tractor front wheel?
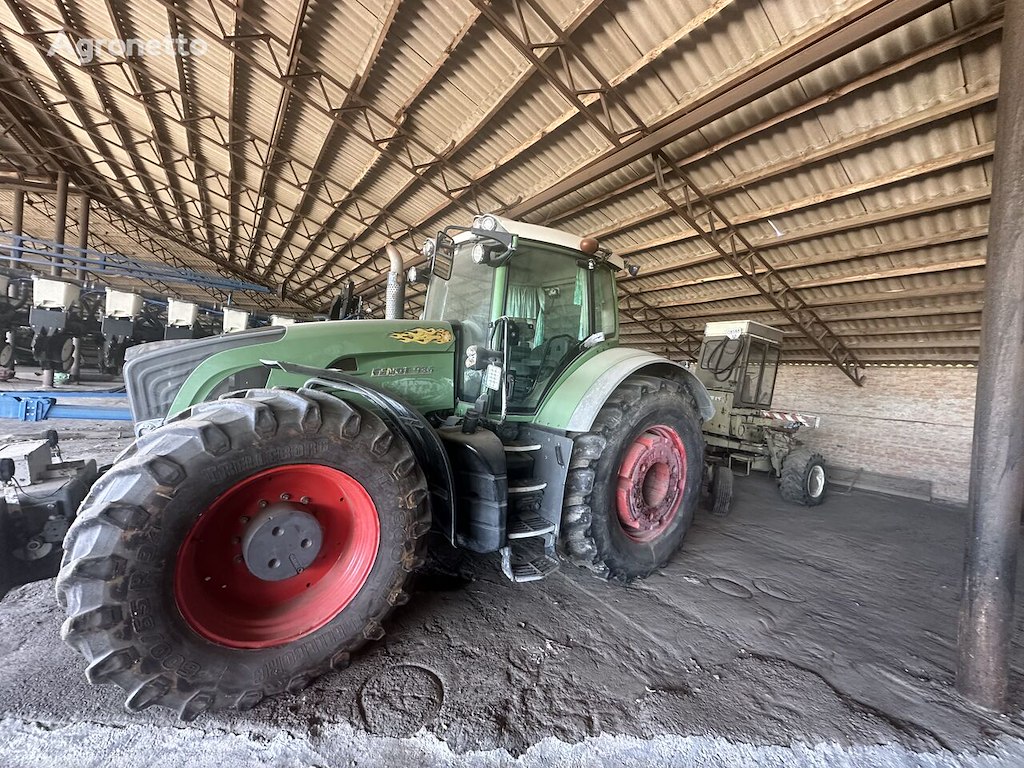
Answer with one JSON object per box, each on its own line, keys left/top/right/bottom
{"left": 56, "top": 388, "right": 428, "bottom": 719}
{"left": 709, "top": 465, "right": 734, "bottom": 517}
{"left": 779, "top": 448, "right": 827, "bottom": 506}
{"left": 561, "top": 376, "right": 704, "bottom": 580}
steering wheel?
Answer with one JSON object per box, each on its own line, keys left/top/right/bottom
{"left": 536, "top": 334, "right": 577, "bottom": 372}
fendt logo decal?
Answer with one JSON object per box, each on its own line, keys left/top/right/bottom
{"left": 370, "top": 366, "right": 434, "bottom": 377}
{"left": 389, "top": 327, "right": 454, "bottom": 345}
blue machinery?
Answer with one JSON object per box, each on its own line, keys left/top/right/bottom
{"left": 0, "top": 230, "right": 282, "bottom": 422}
{"left": 0, "top": 391, "right": 131, "bottom": 422}
{"left": 0, "top": 230, "right": 271, "bottom": 295}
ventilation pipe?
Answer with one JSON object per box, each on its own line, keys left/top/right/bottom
{"left": 385, "top": 244, "right": 405, "bottom": 320}
{"left": 51, "top": 171, "right": 68, "bottom": 277}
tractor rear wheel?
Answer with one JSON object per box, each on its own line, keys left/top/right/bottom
{"left": 779, "top": 448, "right": 827, "bottom": 506}
{"left": 561, "top": 376, "right": 704, "bottom": 581}
{"left": 56, "top": 388, "right": 429, "bottom": 719}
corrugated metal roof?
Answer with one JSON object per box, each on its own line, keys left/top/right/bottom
{"left": 0, "top": 0, "right": 1006, "bottom": 367}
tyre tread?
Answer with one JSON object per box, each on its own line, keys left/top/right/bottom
{"left": 560, "top": 376, "right": 703, "bottom": 580}
{"left": 710, "top": 466, "right": 734, "bottom": 517}
{"left": 779, "top": 448, "right": 827, "bottom": 506}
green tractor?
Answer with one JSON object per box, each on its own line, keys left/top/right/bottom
{"left": 56, "top": 214, "right": 714, "bottom": 719}
{"left": 694, "top": 320, "right": 828, "bottom": 515}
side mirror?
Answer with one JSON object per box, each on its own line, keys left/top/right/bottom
{"left": 423, "top": 232, "right": 455, "bottom": 280}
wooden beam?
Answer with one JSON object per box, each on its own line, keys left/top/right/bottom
{"left": 292, "top": 0, "right": 614, "bottom": 293}
{"left": 262, "top": 0, "right": 406, "bottom": 281}
{"left": 616, "top": 143, "right": 993, "bottom": 258}
{"left": 243, "top": 0, "right": 311, "bottom": 271}
{"left": 545, "top": 8, "right": 1003, "bottom": 227}
{"left": 655, "top": 254, "right": 986, "bottom": 307}
{"left": 632, "top": 226, "right": 988, "bottom": 291}
{"left": 511, "top": 0, "right": 951, "bottom": 217}
{"left": 583, "top": 88, "right": 997, "bottom": 242}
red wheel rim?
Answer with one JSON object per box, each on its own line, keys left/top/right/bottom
{"left": 174, "top": 464, "right": 380, "bottom": 649}
{"left": 615, "top": 425, "right": 687, "bottom": 542}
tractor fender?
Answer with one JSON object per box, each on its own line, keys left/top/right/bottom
{"left": 535, "top": 347, "right": 715, "bottom": 433}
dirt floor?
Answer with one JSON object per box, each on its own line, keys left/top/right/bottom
{"left": 2, "top": 377, "right": 1024, "bottom": 766}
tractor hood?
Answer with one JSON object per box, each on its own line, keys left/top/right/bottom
{"left": 124, "top": 319, "right": 457, "bottom": 429}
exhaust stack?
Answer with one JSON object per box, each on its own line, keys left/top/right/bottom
{"left": 385, "top": 244, "right": 405, "bottom": 320}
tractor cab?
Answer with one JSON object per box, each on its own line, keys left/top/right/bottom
{"left": 695, "top": 320, "right": 782, "bottom": 416}
{"left": 696, "top": 319, "right": 789, "bottom": 466}
{"left": 418, "top": 214, "right": 620, "bottom": 420}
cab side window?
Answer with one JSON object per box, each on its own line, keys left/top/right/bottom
{"left": 593, "top": 267, "right": 618, "bottom": 338}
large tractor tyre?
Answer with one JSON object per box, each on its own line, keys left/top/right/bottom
{"left": 561, "top": 376, "right": 704, "bottom": 581}
{"left": 709, "top": 465, "right": 734, "bottom": 518}
{"left": 56, "top": 388, "right": 429, "bottom": 720}
{"left": 779, "top": 448, "right": 828, "bottom": 506}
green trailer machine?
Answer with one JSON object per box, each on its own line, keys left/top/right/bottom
{"left": 54, "top": 214, "right": 716, "bottom": 719}
{"left": 694, "top": 319, "right": 829, "bottom": 515}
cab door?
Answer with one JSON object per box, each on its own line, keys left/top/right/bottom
{"left": 501, "top": 247, "right": 619, "bottom": 415}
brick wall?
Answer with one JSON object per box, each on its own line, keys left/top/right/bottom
{"left": 770, "top": 365, "right": 977, "bottom": 504}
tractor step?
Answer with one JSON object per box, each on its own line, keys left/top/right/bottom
{"left": 508, "top": 478, "right": 547, "bottom": 494}
{"left": 502, "top": 442, "right": 542, "bottom": 453}
{"left": 500, "top": 546, "right": 559, "bottom": 583}
{"left": 508, "top": 513, "right": 555, "bottom": 539}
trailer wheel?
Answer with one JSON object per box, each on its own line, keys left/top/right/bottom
{"left": 54, "top": 334, "right": 75, "bottom": 372}
{"left": 100, "top": 339, "right": 128, "bottom": 375}
{"left": 779, "top": 448, "right": 827, "bottom": 506}
{"left": 56, "top": 388, "right": 428, "bottom": 719}
{"left": 709, "top": 465, "right": 734, "bottom": 517}
{"left": 0, "top": 341, "right": 13, "bottom": 369}
{"left": 561, "top": 376, "right": 704, "bottom": 581}
{"left": 31, "top": 332, "right": 73, "bottom": 370}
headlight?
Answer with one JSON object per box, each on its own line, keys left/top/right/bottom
{"left": 475, "top": 214, "right": 498, "bottom": 232}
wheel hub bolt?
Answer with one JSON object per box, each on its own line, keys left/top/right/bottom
{"left": 300, "top": 496, "right": 310, "bottom": 505}
{"left": 280, "top": 493, "right": 291, "bottom": 501}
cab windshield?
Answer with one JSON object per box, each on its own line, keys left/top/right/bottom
{"left": 422, "top": 240, "right": 495, "bottom": 352}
